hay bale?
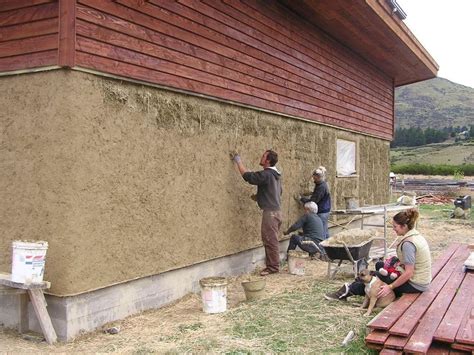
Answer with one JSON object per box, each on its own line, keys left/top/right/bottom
{"left": 324, "top": 229, "right": 377, "bottom": 246}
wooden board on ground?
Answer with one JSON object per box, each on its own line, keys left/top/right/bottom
{"left": 455, "top": 299, "right": 474, "bottom": 346}
{"left": 365, "top": 329, "right": 390, "bottom": 344}
{"left": 403, "top": 250, "right": 468, "bottom": 353}
{"left": 389, "top": 245, "right": 468, "bottom": 337}
{"left": 428, "top": 341, "right": 466, "bottom": 354}
{"left": 365, "top": 244, "right": 474, "bottom": 353}
{"left": 433, "top": 272, "right": 474, "bottom": 343}
{"left": 379, "top": 348, "right": 402, "bottom": 355}
{"left": 367, "top": 243, "right": 460, "bottom": 331}
{"left": 384, "top": 335, "right": 408, "bottom": 350}
{"left": 451, "top": 341, "right": 474, "bottom": 352}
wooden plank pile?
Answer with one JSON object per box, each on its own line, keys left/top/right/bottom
{"left": 416, "top": 194, "right": 454, "bottom": 205}
{"left": 365, "top": 243, "right": 474, "bottom": 354}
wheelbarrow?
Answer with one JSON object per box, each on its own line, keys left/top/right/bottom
{"left": 320, "top": 239, "right": 373, "bottom": 279}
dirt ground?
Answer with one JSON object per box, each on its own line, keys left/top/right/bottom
{"left": 1, "top": 207, "right": 473, "bottom": 353}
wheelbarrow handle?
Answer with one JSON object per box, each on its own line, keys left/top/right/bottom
{"left": 340, "top": 242, "right": 356, "bottom": 263}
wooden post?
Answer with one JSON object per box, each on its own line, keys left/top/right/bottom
{"left": 58, "top": 0, "right": 76, "bottom": 68}
{"left": 27, "top": 289, "right": 58, "bottom": 345}
{"left": 19, "top": 292, "right": 29, "bottom": 333}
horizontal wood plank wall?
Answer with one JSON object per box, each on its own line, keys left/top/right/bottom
{"left": 0, "top": 0, "right": 58, "bottom": 72}
{"left": 75, "top": 0, "right": 393, "bottom": 139}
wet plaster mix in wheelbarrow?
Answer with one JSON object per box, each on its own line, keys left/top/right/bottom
{"left": 321, "top": 229, "right": 377, "bottom": 260}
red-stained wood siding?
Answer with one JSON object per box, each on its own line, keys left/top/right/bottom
{"left": 74, "top": 0, "right": 394, "bottom": 139}
{"left": 1, "top": 0, "right": 395, "bottom": 139}
{"left": 0, "top": 0, "right": 58, "bottom": 71}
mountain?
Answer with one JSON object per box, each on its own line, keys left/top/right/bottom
{"left": 395, "top": 77, "right": 474, "bottom": 129}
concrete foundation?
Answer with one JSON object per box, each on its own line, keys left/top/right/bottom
{"left": 0, "top": 214, "right": 389, "bottom": 342}
{"left": 1, "top": 240, "right": 287, "bottom": 341}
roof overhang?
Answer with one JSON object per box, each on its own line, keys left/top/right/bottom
{"left": 280, "top": 0, "right": 439, "bottom": 87}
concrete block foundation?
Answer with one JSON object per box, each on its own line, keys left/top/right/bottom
{"left": 1, "top": 241, "right": 285, "bottom": 341}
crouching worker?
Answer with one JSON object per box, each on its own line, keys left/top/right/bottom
{"left": 284, "top": 201, "right": 326, "bottom": 258}
{"left": 325, "top": 208, "right": 431, "bottom": 301}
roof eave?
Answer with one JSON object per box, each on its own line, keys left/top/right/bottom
{"left": 280, "top": 0, "right": 439, "bottom": 86}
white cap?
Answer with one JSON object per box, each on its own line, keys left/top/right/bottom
{"left": 389, "top": 172, "right": 396, "bottom": 178}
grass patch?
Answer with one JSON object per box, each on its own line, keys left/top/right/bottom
{"left": 419, "top": 204, "right": 453, "bottom": 221}
{"left": 419, "top": 203, "right": 474, "bottom": 223}
{"left": 224, "top": 281, "right": 376, "bottom": 353}
{"left": 178, "top": 322, "right": 203, "bottom": 333}
{"left": 390, "top": 143, "right": 474, "bottom": 167}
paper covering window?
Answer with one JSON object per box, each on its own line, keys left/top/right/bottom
{"left": 337, "top": 139, "right": 356, "bottom": 176}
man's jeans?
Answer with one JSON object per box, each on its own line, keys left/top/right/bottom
{"left": 318, "top": 212, "right": 330, "bottom": 239}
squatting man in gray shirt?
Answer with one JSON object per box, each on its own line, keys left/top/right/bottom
{"left": 284, "top": 201, "right": 326, "bottom": 259}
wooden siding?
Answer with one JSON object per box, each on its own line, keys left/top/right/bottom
{"left": 0, "top": 0, "right": 58, "bottom": 71}
{"left": 75, "top": 0, "right": 394, "bottom": 139}
{"left": 0, "top": 0, "right": 395, "bottom": 139}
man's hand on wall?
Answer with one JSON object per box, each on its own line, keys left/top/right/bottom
{"left": 229, "top": 151, "right": 241, "bottom": 164}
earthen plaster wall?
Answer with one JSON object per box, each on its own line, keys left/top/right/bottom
{"left": 0, "top": 70, "right": 390, "bottom": 295}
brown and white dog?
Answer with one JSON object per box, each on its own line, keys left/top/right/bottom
{"left": 358, "top": 269, "right": 396, "bottom": 316}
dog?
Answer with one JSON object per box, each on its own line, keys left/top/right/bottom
{"left": 358, "top": 269, "right": 396, "bottom": 316}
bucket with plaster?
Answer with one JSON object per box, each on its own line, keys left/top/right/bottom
{"left": 241, "top": 278, "right": 266, "bottom": 301}
{"left": 11, "top": 241, "right": 48, "bottom": 284}
{"left": 288, "top": 250, "right": 309, "bottom": 276}
{"left": 199, "top": 277, "right": 228, "bottom": 314}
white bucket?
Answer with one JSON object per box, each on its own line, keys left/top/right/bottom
{"left": 288, "top": 250, "right": 309, "bottom": 276}
{"left": 11, "top": 241, "right": 48, "bottom": 284}
{"left": 199, "top": 277, "right": 227, "bottom": 314}
{"left": 345, "top": 197, "right": 359, "bottom": 210}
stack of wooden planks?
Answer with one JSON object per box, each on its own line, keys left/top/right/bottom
{"left": 365, "top": 243, "right": 474, "bottom": 354}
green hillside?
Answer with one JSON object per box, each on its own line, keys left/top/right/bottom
{"left": 391, "top": 142, "right": 474, "bottom": 166}
{"left": 395, "top": 77, "right": 474, "bottom": 129}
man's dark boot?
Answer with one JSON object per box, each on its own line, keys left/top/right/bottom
{"left": 324, "top": 283, "right": 352, "bottom": 301}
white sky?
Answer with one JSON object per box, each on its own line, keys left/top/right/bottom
{"left": 397, "top": 0, "right": 474, "bottom": 88}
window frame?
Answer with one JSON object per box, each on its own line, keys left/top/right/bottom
{"left": 336, "top": 138, "right": 358, "bottom": 178}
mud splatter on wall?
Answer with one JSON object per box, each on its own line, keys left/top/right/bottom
{"left": 0, "top": 70, "right": 390, "bottom": 295}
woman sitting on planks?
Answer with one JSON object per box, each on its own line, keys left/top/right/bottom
{"left": 324, "top": 208, "right": 431, "bottom": 301}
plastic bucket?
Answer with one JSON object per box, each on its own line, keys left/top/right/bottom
{"left": 345, "top": 197, "right": 359, "bottom": 210}
{"left": 241, "top": 278, "right": 266, "bottom": 301}
{"left": 288, "top": 250, "right": 309, "bottom": 276}
{"left": 11, "top": 241, "right": 48, "bottom": 284}
{"left": 199, "top": 277, "right": 227, "bottom": 314}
